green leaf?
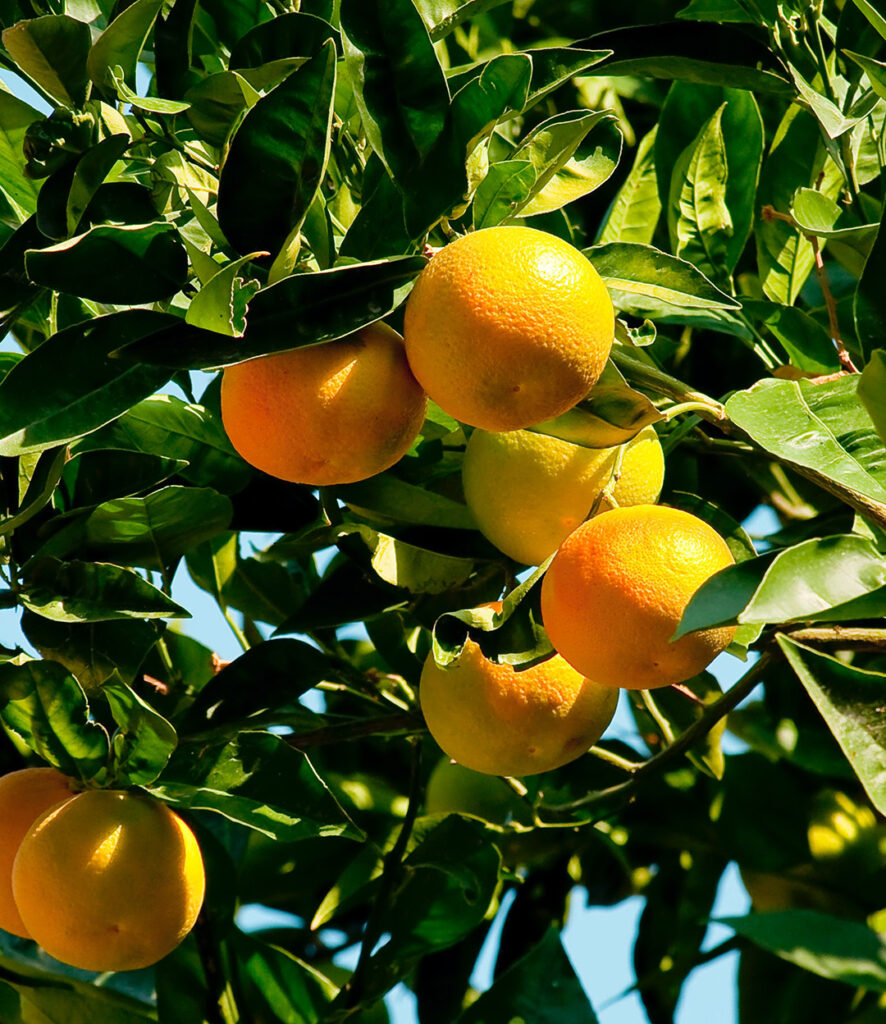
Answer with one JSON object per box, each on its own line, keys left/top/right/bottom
{"left": 598, "top": 125, "right": 661, "bottom": 244}
{"left": 855, "top": 217, "right": 886, "bottom": 363}
{"left": 183, "top": 71, "right": 258, "bottom": 148}
{"left": 859, "top": 349, "right": 886, "bottom": 446}
{"left": 778, "top": 636, "right": 886, "bottom": 816}
{"left": 153, "top": 731, "right": 361, "bottom": 841}
{"left": 455, "top": 929, "right": 597, "bottom": 1023}
{"left": 26, "top": 222, "right": 188, "bottom": 303}
{"left": 86, "top": 0, "right": 163, "bottom": 91}
{"left": 233, "top": 933, "right": 336, "bottom": 1024}
{"left": 2, "top": 16, "right": 92, "bottom": 106}
{"left": 676, "top": 0, "right": 755, "bottom": 21}
{"left": 586, "top": 241, "right": 740, "bottom": 316}
{"left": 110, "top": 65, "right": 191, "bottom": 113}
{"left": 724, "top": 376, "right": 886, "bottom": 507}
{"left": 58, "top": 449, "right": 185, "bottom": 510}
{"left": 0, "top": 92, "right": 43, "bottom": 218}
{"left": 0, "top": 311, "right": 174, "bottom": 457}
{"left": 420, "top": 0, "right": 512, "bottom": 41}
{"left": 337, "top": 523, "right": 477, "bottom": 595}
{"left": 668, "top": 103, "right": 732, "bottom": 280}
{"left": 852, "top": 0, "right": 886, "bottom": 42}
{"left": 104, "top": 678, "right": 177, "bottom": 786}
{"left": 0, "top": 659, "right": 109, "bottom": 780}
{"left": 79, "top": 485, "right": 233, "bottom": 570}
{"left": 340, "top": 0, "right": 449, "bottom": 181}
{"left": 185, "top": 253, "right": 263, "bottom": 337}
{"left": 19, "top": 557, "right": 190, "bottom": 622}
{"left": 844, "top": 49, "right": 886, "bottom": 101}
{"left": 511, "top": 110, "right": 622, "bottom": 218}
{"left": 756, "top": 104, "right": 843, "bottom": 304}
{"left": 584, "top": 22, "right": 791, "bottom": 93}
{"left": 218, "top": 43, "right": 336, "bottom": 261}
{"left": 230, "top": 11, "right": 336, "bottom": 68}
{"left": 0, "top": 445, "right": 65, "bottom": 536}
{"left": 76, "top": 394, "right": 250, "bottom": 493}
{"left": 65, "top": 133, "right": 131, "bottom": 236}
{"left": 338, "top": 472, "right": 476, "bottom": 529}
{"left": 472, "top": 158, "right": 536, "bottom": 229}
{"left": 788, "top": 62, "right": 868, "bottom": 139}
{"left": 182, "top": 638, "right": 332, "bottom": 734}
{"left": 678, "top": 534, "right": 886, "bottom": 637}
{"left": 724, "top": 909, "right": 886, "bottom": 989}
{"left": 117, "top": 256, "right": 425, "bottom": 368}
{"left": 742, "top": 299, "right": 841, "bottom": 375}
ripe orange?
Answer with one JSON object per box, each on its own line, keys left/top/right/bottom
{"left": 13, "top": 789, "right": 205, "bottom": 971}
{"left": 403, "top": 226, "right": 614, "bottom": 431}
{"left": 462, "top": 424, "right": 664, "bottom": 565}
{"left": 0, "top": 767, "right": 77, "bottom": 938}
{"left": 419, "top": 607, "right": 618, "bottom": 776}
{"left": 220, "top": 322, "right": 427, "bottom": 485}
{"left": 541, "top": 505, "right": 735, "bottom": 689}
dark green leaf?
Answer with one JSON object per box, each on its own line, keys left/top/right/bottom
{"left": 86, "top": 0, "right": 163, "bottom": 91}
{"left": 456, "top": 929, "right": 597, "bottom": 1023}
{"left": 421, "top": 0, "right": 512, "bottom": 41}
{"left": 0, "top": 658, "right": 109, "bottom": 779}
{"left": 743, "top": 299, "right": 841, "bottom": 375}
{"left": 117, "top": 256, "right": 425, "bottom": 368}
{"left": 185, "top": 253, "right": 262, "bottom": 337}
{"left": 184, "top": 71, "right": 256, "bottom": 148}
{"left": 19, "top": 557, "right": 190, "bottom": 622}
{"left": 472, "top": 158, "right": 536, "bottom": 229}
{"left": 586, "top": 241, "right": 740, "bottom": 315}
{"left": 65, "top": 133, "right": 131, "bottom": 236}
{"left": 153, "top": 731, "right": 361, "bottom": 841}
{"left": 852, "top": 0, "right": 886, "bottom": 41}
{"left": 233, "top": 932, "right": 335, "bottom": 1023}
{"left": 778, "top": 636, "right": 886, "bottom": 816}
{"left": 218, "top": 43, "right": 336, "bottom": 260}
{"left": 57, "top": 449, "right": 185, "bottom": 510}
{"left": 78, "top": 485, "right": 232, "bottom": 569}
{"left": 859, "top": 349, "right": 886, "bottom": 446}
{"left": 855, "top": 217, "right": 886, "bottom": 363}
{"left": 340, "top": 0, "right": 449, "bottom": 180}
{"left": 844, "top": 49, "right": 886, "bottom": 101}
{"left": 338, "top": 473, "right": 476, "bottom": 529}
{"left": 25, "top": 222, "right": 188, "bottom": 303}
{"left": 0, "top": 311, "right": 174, "bottom": 456}
{"left": 104, "top": 678, "right": 177, "bottom": 786}
{"left": 676, "top": 0, "right": 755, "bottom": 22}
{"left": 724, "top": 909, "right": 886, "bottom": 989}
{"left": 2, "top": 16, "right": 92, "bottom": 106}
{"left": 230, "top": 11, "right": 336, "bottom": 68}
{"left": 0, "top": 92, "right": 44, "bottom": 216}
{"left": 182, "top": 638, "right": 332, "bottom": 734}
{"left": 0, "top": 445, "right": 65, "bottom": 535}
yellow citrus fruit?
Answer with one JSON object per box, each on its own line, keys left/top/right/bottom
{"left": 220, "top": 322, "right": 427, "bottom": 485}
{"left": 541, "top": 505, "right": 736, "bottom": 689}
{"left": 0, "top": 768, "right": 77, "bottom": 938}
{"left": 419, "top": 613, "right": 618, "bottom": 776}
{"left": 403, "top": 226, "right": 614, "bottom": 431}
{"left": 13, "top": 789, "right": 205, "bottom": 971}
{"left": 462, "top": 425, "right": 664, "bottom": 565}
{"left": 425, "top": 757, "right": 533, "bottom": 825}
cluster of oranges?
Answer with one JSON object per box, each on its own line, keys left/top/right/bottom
{"left": 219, "top": 227, "right": 736, "bottom": 777}
{"left": 224, "top": 225, "right": 736, "bottom": 778}
{"left": 0, "top": 768, "right": 205, "bottom": 971}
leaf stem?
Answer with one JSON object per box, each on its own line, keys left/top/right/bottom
{"left": 610, "top": 350, "right": 726, "bottom": 420}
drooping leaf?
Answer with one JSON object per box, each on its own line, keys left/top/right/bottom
{"left": 586, "top": 241, "right": 740, "bottom": 316}
{"left": 65, "top": 133, "right": 131, "bottom": 236}
{"left": 0, "top": 311, "right": 175, "bottom": 457}
{"left": 2, "top": 16, "right": 92, "bottom": 107}
{"left": 338, "top": 473, "right": 476, "bottom": 530}
{"left": 18, "top": 557, "right": 190, "bottom": 623}
{"left": 57, "top": 449, "right": 185, "bottom": 510}
{"left": 86, "top": 0, "right": 163, "bottom": 91}
{"left": 859, "top": 349, "right": 886, "bottom": 446}
{"left": 725, "top": 376, "right": 886, "bottom": 507}
{"left": 104, "top": 679, "right": 177, "bottom": 786}
{"left": 340, "top": 0, "right": 449, "bottom": 181}
{"left": 0, "top": 659, "right": 109, "bottom": 780}
{"left": 598, "top": 125, "right": 661, "bottom": 244}
{"left": 217, "top": 43, "right": 336, "bottom": 260}
{"left": 117, "top": 256, "right": 425, "bottom": 368}
{"left": 25, "top": 222, "right": 189, "bottom": 303}
{"left": 0, "top": 445, "right": 65, "bottom": 535}
{"left": 778, "top": 636, "right": 886, "bottom": 816}
{"left": 724, "top": 909, "right": 886, "bottom": 990}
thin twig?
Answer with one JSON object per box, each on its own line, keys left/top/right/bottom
{"left": 773, "top": 626, "right": 886, "bottom": 651}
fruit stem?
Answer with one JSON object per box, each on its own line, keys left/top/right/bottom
{"left": 588, "top": 745, "right": 645, "bottom": 773}
{"left": 611, "top": 349, "right": 726, "bottom": 421}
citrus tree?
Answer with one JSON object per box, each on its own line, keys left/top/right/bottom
{"left": 0, "top": 0, "right": 885, "bottom": 1021}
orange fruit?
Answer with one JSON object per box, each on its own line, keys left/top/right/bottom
{"left": 462, "top": 425, "right": 664, "bottom": 565}
{"left": 220, "top": 322, "right": 427, "bottom": 485}
{"left": 13, "top": 789, "right": 205, "bottom": 971}
{"left": 403, "top": 226, "right": 614, "bottom": 431}
{"left": 0, "top": 767, "right": 77, "bottom": 938}
{"left": 541, "top": 505, "right": 735, "bottom": 690}
{"left": 419, "top": 604, "right": 617, "bottom": 776}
